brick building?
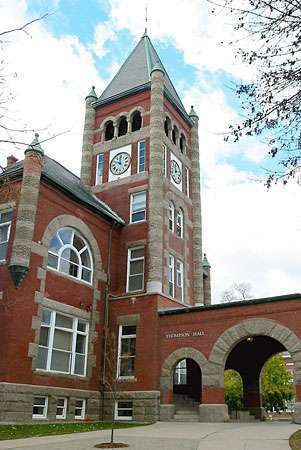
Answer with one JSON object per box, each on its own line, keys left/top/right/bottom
{"left": 1, "top": 33, "right": 301, "bottom": 424}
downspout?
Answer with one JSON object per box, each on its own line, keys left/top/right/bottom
{"left": 100, "top": 220, "right": 115, "bottom": 420}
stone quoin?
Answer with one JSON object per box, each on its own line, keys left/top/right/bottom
{"left": 1, "top": 32, "right": 301, "bottom": 425}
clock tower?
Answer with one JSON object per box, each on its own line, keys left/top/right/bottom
{"left": 80, "top": 33, "right": 211, "bottom": 306}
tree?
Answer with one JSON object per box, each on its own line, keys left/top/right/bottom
{"left": 210, "top": 0, "right": 301, "bottom": 186}
{"left": 221, "top": 282, "right": 253, "bottom": 302}
{"left": 224, "top": 369, "right": 243, "bottom": 411}
{"left": 261, "top": 354, "right": 295, "bottom": 412}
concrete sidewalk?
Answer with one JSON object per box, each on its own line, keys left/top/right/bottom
{"left": 0, "top": 421, "right": 299, "bottom": 450}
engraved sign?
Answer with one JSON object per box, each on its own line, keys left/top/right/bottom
{"left": 165, "top": 330, "right": 205, "bottom": 339}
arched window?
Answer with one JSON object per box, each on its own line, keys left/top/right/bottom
{"left": 179, "top": 134, "right": 186, "bottom": 153}
{"left": 47, "top": 227, "right": 93, "bottom": 283}
{"left": 176, "top": 208, "right": 184, "bottom": 238}
{"left": 131, "top": 111, "right": 142, "bottom": 132}
{"left": 118, "top": 116, "right": 128, "bottom": 137}
{"left": 172, "top": 125, "right": 179, "bottom": 145}
{"left": 168, "top": 201, "right": 175, "bottom": 232}
{"left": 104, "top": 121, "right": 114, "bottom": 141}
{"left": 164, "top": 117, "right": 171, "bottom": 137}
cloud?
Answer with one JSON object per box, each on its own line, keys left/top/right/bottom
{"left": 91, "top": 21, "right": 117, "bottom": 58}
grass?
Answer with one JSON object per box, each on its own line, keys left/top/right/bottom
{"left": 290, "top": 429, "right": 301, "bottom": 449}
{"left": 0, "top": 421, "right": 146, "bottom": 441}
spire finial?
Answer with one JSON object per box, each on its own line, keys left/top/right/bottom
{"left": 145, "top": 6, "right": 148, "bottom": 35}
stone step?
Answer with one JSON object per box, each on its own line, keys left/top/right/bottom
{"left": 174, "top": 414, "right": 199, "bottom": 422}
{"left": 175, "top": 409, "right": 199, "bottom": 415}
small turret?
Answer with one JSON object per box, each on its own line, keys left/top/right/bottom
{"left": 80, "top": 86, "right": 97, "bottom": 186}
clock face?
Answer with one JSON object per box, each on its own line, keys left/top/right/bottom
{"left": 171, "top": 160, "right": 182, "bottom": 184}
{"left": 110, "top": 152, "right": 131, "bottom": 175}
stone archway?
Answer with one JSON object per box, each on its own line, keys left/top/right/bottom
{"left": 160, "top": 347, "right": 208, "bottom": 421}
{"left": 207, "top": 318, "right": 301, "bottom": 423}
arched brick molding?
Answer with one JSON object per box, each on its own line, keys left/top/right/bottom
{"left": 160, "top": 347, "right": 208, "bottom": 390}
{"left": 41, "top": 214, "right": 103, "bottom": 283}
{"left": 208, "top": 318, "right": 301, "bottom": 387}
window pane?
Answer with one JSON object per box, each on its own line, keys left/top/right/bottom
{"left": 34, "top": 397, "right": 46, "bottom": 406}
{"left": 130, "top": 248, "right": 144, "bottom": 259}
{"left": 118, "top": 401, "right": 132, "bottom": 409}
{"left": 121, "top": 337, "right": 136, "bottom": 355}
{"left": 131, "top": 211, "right": 145, "bottom": 223}
{"left": 73, "top": 234, "right": 85, "bottom": 252}
{"left": 0, "top": 243, "right": 7, "bottom": 260}
{"left": 48, "top": 234, "right": 61, "bottom": 254}
{"left": 36, "top": 347, "right": 48, "bottom": 370}
{"left": 122, "top": 326, "right": 136, "bottom": 336}
{"left": 77, "top": 321, "right": 87, "bottom": 332}
{"left": 76, "top": 334, "right": 86, "bottom": 353}
{"left": 81, "top": 267, "right": 92, "bottom": 282}
{"left": 118, "top": 409, "right": 132, "bottom": 417}
{"left": 41, "top": 309, "right": 51, "bottom": 325}
{"left": 80, "top": 249, "right": 91, "bottom": 268}
{"left": 74, "top": 354, "right": 85, "bottom": 375}
{"left": 53, "top": 330, "right": 72, "bottom": 351}
{"left": 132, "top": 193, "right": 146, "bottom": 212}
{"left": 129, "top": 259, "right": 143, "bottom": 275}
{"left": 51, "top": 349, "right": 71, "bottom": 372}
{"left": 47, "top": 253, "right": 58, "bottom": 269}
{"left": 55, "top": 314, "right": 73, "bottom": 329}
{"left": 61, "top": 248, "right": 79, "bottom": 264}
{"left": 0, "top": 211, "right": 12, "bottom": 223}
{"left": 57, "top": 398, "right": 65, "bottom": 407}
{"left": 120, "top": 358, "right": 135, "bottom": 376}
{"left": 39, "top": 327, "right": 49, "bottom": 346}
{"left": 0, "top": 224, "right": 9, "bottom": 242}
{"left": 33, "top": 406, "right": 44, "bottom": 415}
{"left": 59, "top": 258, "right": 79, "bottom": 277}
{"left": 58, "top": 229, "right": 72, "bottom": 245}
{"left": 129, "top": 275, "right": 143, "bottom": 291}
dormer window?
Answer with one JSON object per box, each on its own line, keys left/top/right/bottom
{"left": 118, "top": 116, "right": 128, "bottom": 137}
{"left": 131, "top": 111, "right": 142, "bottom": 132}
{"left": 105, "top": 121, "right": 114, "bottom": 141}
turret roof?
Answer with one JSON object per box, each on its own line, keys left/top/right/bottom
{"left": 94, "top": 34, "right": 192, "bottom": 125}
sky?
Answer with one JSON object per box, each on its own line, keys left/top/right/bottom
{"left": 0, "top": 0, "right": 300, "bottom": 303}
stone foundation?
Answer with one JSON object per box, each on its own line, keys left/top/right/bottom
{"left": 199, "top": 404, "right": 229, "bottom": 422}
{"left": 102, "top": 390, "right": 160, "bottom": 423}
{"left": 159, "top": 404, "right": 175, "bottom": 421}
{"left": 0, "top": 382, "right": 100, "bottom": 422}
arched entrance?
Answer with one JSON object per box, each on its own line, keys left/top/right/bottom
{"left": 205, "top": 319, "right": 301, "bottom": 423}
{"left": 160, "top": 348, "right": 207, "bottom": 421}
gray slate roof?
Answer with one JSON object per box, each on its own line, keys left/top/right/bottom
{"left": 96, "top": 34, "right": 191, "bottom": 123}
{"left": 2, "top": 156, "right": 124, "bottom": 225}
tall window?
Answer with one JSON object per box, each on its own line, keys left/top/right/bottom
{"left": 32, "top": 396, "right": 48, "bottom": 419}
{"left": 185, "top": 168, "right": 190, "bottom": 197}
{"left": 127, "top": 247, "right": 144, "bottom": 292}
{"left": 176, "top": 209, "right": 184, "bottom": 238}
{"left": 174, "top": 360, "right": 187, "bottom": 385}
{"left": 105, "top": 120, "right": 114, "bottom": 141}
{"left": 96, "top": 153, "right": 104, "bottom": 185}
{"left": 36, "top": 309, "right": 89, "bottom": 376}
{"left": 137, "top": 141, "right": 146, "bottom": 173}
{"left": 47, "top": 228, "right": 93, "bottom": 284}
{"left": 75, "top": 399, "right": 86, "bottom": 419}
{"left": 56, "top": 398, "right": 67, "bottom": 419}
{"left": 168, "top": 202, "right": 174, "bottom": 232}
{"left": 168, "top": 254, "right": 175, "bottom": 297}
{"left": 0, "top": 210, "right": 12, "bottom": 261}
{"left": 131, "top": 111, "right": 142, "bottom": 132}
{"left": 176, "top": 260, "right": 184, "bottom": 303}
{"left": 130, "top": 191, "right": 146, "bottom": 223}
{"left": 118, "top": 116, "right": 128, "bottom": 136}
{"left": 117, "top": 325, "right": 136, "bottom": 378}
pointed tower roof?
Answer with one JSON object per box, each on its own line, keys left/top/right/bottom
{"left": 95, "top": 34, "right": 192, "bottom": 124}
{"left": 25, "top": 133, "right": 44, "bottom": 156}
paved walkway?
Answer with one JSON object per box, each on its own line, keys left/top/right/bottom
{"left": 0, "top": 421, "right": 299, "bottom": 450}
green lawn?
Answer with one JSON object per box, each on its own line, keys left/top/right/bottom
{"left": 290, "top": 429, "right": 301, "bottom": 450}
{"left": 0, "top": 422, "right": 145, "bottom": 441}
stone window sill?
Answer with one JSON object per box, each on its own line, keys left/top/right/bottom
{"left": 34, "top": 369, "right": 89, "bottom": 381}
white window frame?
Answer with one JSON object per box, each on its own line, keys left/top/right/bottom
{"left": 0, "top": 211, "right": 12, "bottom": 262}
{"left": 185, "top": 168, "right": 190, "bottom": 198}
{"left": 130, "top": 191, "right": 146, "bottom": 224}
{"left": 176, "top": 259, "right": 184, "bottom": 303}
{"left": 36, "top": 309, "right": 89, "bottom": 377}
{"left": 32, "top": 396, "right": 48, "bottom": 419}
{"left": 176, "top": 209, "right": 184, "bottom": 239}
{"left": 56, "top": 397, "right": 68, "bottom": 419}
{"left": 137, "top": 140, "right": 146, "bottom": 173}
{"left": 96, "top": 152, "right": 105, "bottom": 185}
{"left": 168, "top": 201, "right": 175, "bottom": 232}
{"left": 168, "top": 254, "right": 175, "bottom": 297}
{"left": 115, "top": 400, "right": 133, "bottom": 421}
{"left": 126, "top": 247, "right": 145, "bottom": 293}
{"left": 47, "top": 227, "right": 93, "bottom": 285}
{"left": 75, "top": 399, "right": 86, "bottom": 419}
{"left": 117, "top": 325, "right": 137, "bottom": 379}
